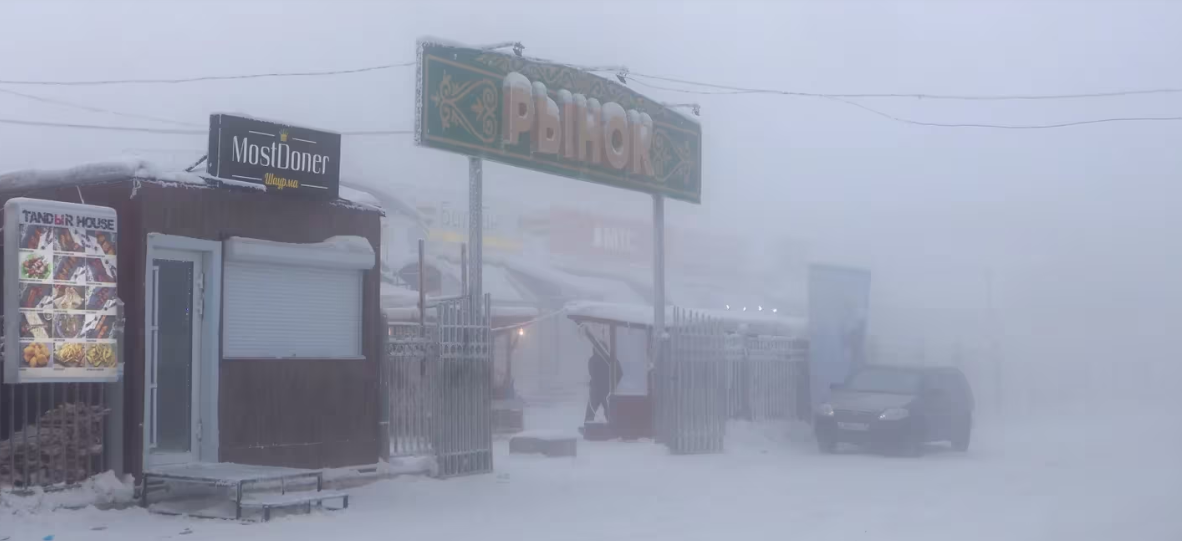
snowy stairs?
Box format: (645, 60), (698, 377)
(240, 490), (349, 522)
(142, 463), (350, 522)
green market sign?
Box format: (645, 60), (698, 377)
(415, 40), (702, 204)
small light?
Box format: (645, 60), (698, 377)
(772, 308), (778, 313)
(742, 306), (747, 311)
(725, 304), (730, 310)
(758, 306), (763, 311)
(517, 328), (525, 336)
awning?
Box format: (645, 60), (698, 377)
(565, 300), (806, 337)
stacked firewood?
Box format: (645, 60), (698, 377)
(0, 402), (110, 487)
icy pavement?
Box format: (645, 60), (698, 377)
(2, 406), (1180, 541)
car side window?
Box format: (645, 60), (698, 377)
(922, 374), (945, 397)
(936, 373), (967, 403)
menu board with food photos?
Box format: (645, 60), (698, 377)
(4, 198), (121, 383)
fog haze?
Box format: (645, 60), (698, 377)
(3, 0), (1181, 402)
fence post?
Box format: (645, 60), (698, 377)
(378, 312), (391, 462)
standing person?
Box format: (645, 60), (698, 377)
(585, 346), (611, 422)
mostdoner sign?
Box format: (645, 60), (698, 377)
(207, 113), (342, 199)
(415, 41), (703, 204)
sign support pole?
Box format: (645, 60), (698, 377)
(651, 193), (666, 442)
(468, 157), (484, 311)
(652, 194), (666, 346)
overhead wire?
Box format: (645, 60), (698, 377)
(1, 53), (1181, 131)
(0, 87), (203, 127)
(3, 56), (1181, 102)
(623, 71), (1182, 101)
(821, 96), (1182, 130)
(0, 118), (204, 134)
(0, 62), (416, 86)
(625, 74), (1182, 129)
(0, 117), (412, 136)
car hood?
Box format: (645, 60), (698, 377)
(829, 391), (914, 413)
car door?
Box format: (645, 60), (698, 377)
(943, 371), (974, 428)
(921, 373), (954, 441)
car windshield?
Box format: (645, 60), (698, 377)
(844, 368), (923, 394)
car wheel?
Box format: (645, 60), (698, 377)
(951, 418), (972, 452)
(817, 435), (837, 454)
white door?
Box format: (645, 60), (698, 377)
(145, 249), (203, 467)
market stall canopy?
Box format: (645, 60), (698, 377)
(500, 257), (646, 305)
(564, 301), (807, 337)
(380, 281), (538, 323)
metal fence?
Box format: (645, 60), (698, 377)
(655, 307), (729, 455)
(382, 294), (493, 478)
(726, 334), (810, 422)
(655, 307), (810, 455)
(1, 381), (110, 490)
(382, 325), (435, 458)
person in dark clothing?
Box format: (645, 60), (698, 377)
(585, 347), (612, 422)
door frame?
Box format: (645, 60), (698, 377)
(143, 234), (222, 468)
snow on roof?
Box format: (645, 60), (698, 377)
(383, 304), (538, 322)
(430, 257), (533, 304)
(548, 257), (652, 301)
(501, 257), (645, 304)
(0, 157), (159, 192)
(380, 281), (422, 307)
(564, 301), (806, 336)
(338, 185), (381, 209)
(203, 175), (265, 192)
(417, 35), (493, 50)
(0, 157), (382, 211)
(340, 180), (419, 221)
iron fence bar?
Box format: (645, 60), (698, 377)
(6, 384), (13, 486)
(24, 383), (31, 487)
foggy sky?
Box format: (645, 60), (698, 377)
(3, 0), (1181, 369)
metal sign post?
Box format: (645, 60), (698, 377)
(651, 194), (666, 443)
(652, 194), (666, 344)
(468, 157), (483, 309)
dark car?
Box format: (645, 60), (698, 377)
(814, 365), (974, 456)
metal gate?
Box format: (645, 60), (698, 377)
(654, 308), (811, 455)
(655, 307), (729, 455)
(383, 324), (435, 458)
(382, 294), (493, 477)
(726, 335), (810, 422)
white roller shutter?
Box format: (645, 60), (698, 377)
(223, 261), (362, 359)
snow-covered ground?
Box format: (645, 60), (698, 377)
(3, 402), (1180, 541)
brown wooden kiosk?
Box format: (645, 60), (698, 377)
(0, 134), (383, 516)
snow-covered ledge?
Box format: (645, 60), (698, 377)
(224, 235), (375, 270)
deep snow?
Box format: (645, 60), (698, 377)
(2, 403), (1179, 541)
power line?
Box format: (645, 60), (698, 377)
(0, 62), (415, 86)
(625, 71), (1182, 101)
(823, 96), (1182, 129)
(0, 118), (204, 134)
(0, 117), (413, 135)
(0, 87), (202, 127)
(628, 76), (1182, 129)
(6, 55), (1182, 103)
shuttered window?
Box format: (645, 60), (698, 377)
(223, 262), (363, 359)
